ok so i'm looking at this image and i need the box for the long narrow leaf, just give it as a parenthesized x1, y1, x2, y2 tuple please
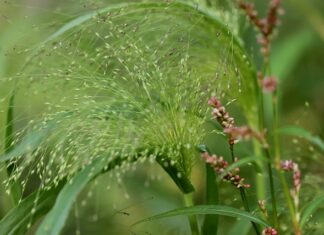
(4, 92, 22, 204)
(0, 181, 65, 235)
(35, 158, 106, 235)
(134, 205, 270, 227)
(300, 195, 324, 227)
(277, 126, 324, 153)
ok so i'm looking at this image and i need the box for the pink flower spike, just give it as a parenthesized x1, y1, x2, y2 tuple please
(208, 96, 222, 108)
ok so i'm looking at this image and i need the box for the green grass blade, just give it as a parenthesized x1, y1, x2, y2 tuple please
(300, 195, 324, 228)
(277, 126, 324, 153)
(202, 164, 219, 235)
(134, 205, 270, 227)
(4, 92, 21, 205)
(35, 158, 105, 235)
(271, 29, 316, 81)
(4, 92, 14, 155)
(0, 181, 65, 235)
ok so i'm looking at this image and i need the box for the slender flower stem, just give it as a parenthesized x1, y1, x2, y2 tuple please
(257, 77, 279, 227)
(264, 148, 279, 227)
(183, 193, 200, 235)
(230, 144, 261, 235)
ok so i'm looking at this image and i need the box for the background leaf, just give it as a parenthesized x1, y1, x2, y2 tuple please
(277, 126, 324, 153)
(300, 195, 324, 227)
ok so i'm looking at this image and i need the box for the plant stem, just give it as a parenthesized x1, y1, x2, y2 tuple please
(230, 144, 260, 235)
(272, 89, 302, 234)
(272, 91, 280, 167)
(202, 164, 219, 235)
(264, 148, 279, 227)
(183, 193, 200, 235)
(252, 139, 266, 201)
(257, 75, 279, 227)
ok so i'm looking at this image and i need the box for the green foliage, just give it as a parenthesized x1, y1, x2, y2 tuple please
(0, 0, 264, 234)
(2, 0, 257, 194)
(134, 205, 270, 227)
(0, 181, 65, 235)
(278, 126, 324, 153)
(300, 195, 324, 228)
(35, 158, 105, 235)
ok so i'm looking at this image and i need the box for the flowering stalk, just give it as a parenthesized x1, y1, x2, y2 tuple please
(237, 0, 287, 230)
(207, 97, 261, 235)
(201, 152, 251, 189)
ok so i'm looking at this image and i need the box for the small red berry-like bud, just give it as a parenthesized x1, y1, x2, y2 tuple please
(262, 227, 278, 235)
(262, 76, 277, 93)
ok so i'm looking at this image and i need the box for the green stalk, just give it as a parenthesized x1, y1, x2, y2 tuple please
(184, 193, 200, 235)
(202, 164, 219, 235)
(264, 148, 278, 227)
(272, 89, 301, 234)
(257, 74, 279, 227)
(230, 145, 261, 235)
(239, 188, 261, 234)
(252, 139, 266, 201)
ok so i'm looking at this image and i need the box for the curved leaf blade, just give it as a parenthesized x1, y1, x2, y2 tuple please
(277, 126, 324, 153)
(300, 195, 324, 227)
(134, 205, 270, 227)
(35, 158, 105, 235)
(0, 181, 65, 235)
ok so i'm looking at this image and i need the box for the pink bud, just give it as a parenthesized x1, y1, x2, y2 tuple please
(262, 76, 277, 93)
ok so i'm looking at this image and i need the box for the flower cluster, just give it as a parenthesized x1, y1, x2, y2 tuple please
(208, 96, 267, 146)
(208, 96, 235, 129)
(201, 152, 250, 188)
(238, 0, 283, 61)
(281, 160, 301, 194)
(208, 96, 236, 144)
(262, 227, 278, 235)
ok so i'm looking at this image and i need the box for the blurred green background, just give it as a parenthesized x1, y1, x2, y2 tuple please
(0, 0, 323, 234)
